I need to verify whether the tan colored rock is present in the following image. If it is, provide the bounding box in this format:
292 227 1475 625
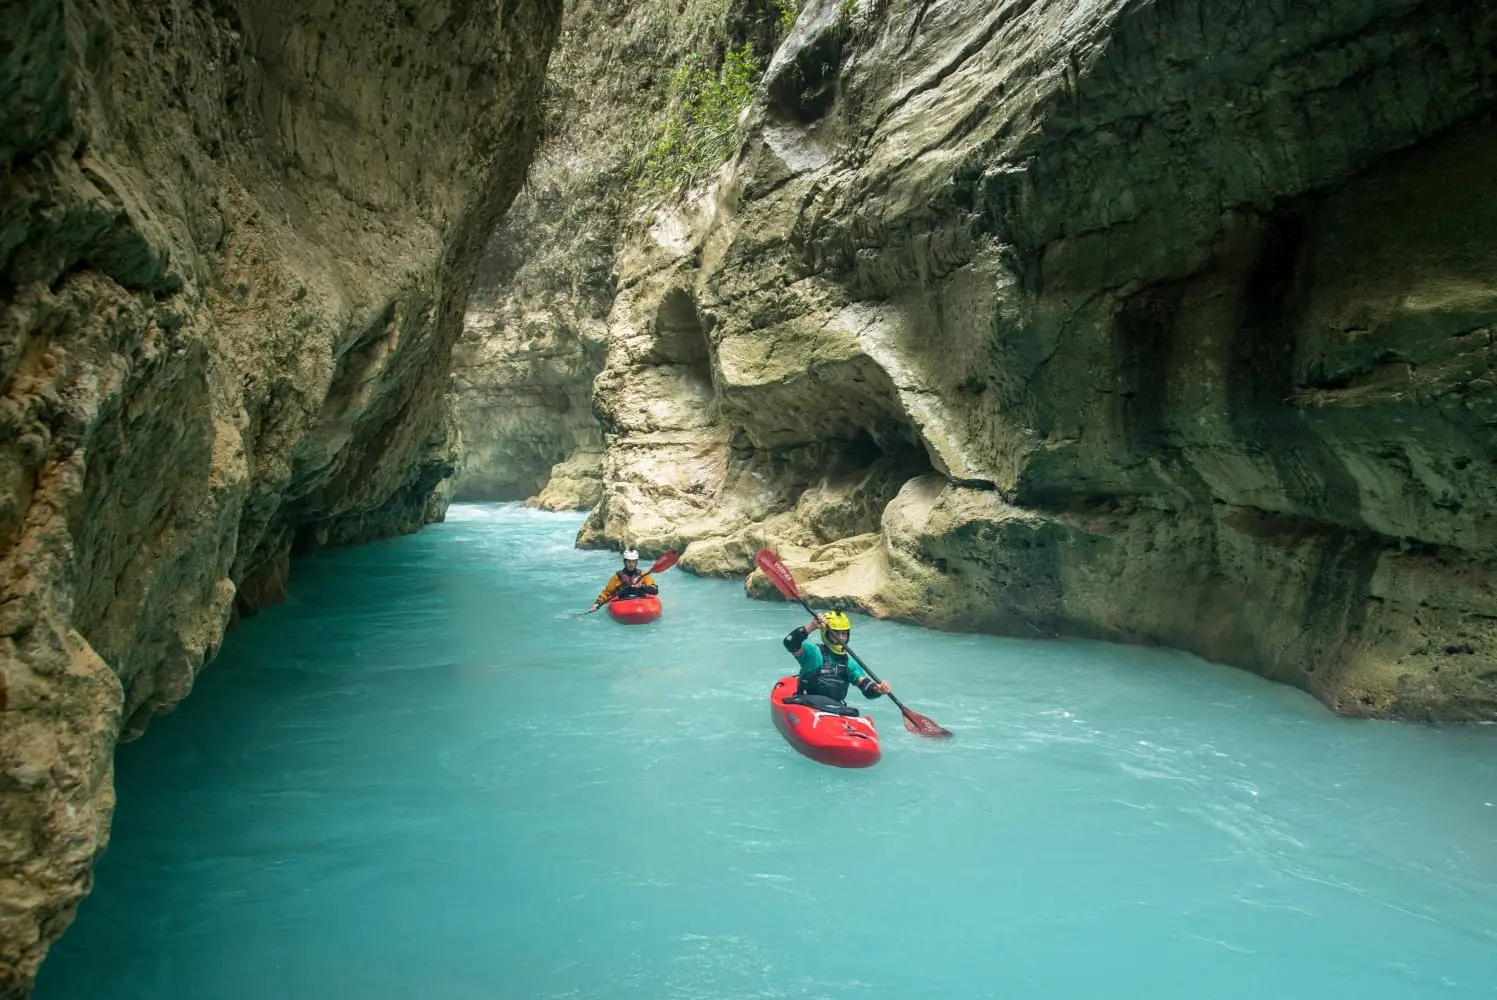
508 0 1497 720
452 0 813 511
452 303 604 503
0 0 560 992
527 447 605 511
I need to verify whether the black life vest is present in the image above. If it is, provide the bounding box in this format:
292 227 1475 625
799 643 853 701
616 570 650 599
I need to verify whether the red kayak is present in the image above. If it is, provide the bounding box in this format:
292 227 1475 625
607 596 662 625
769 676 881 768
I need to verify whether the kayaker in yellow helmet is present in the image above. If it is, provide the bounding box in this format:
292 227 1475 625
590 549 658 612
782 609 891 708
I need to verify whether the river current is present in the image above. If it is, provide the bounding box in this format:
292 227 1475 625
37 504 1497 999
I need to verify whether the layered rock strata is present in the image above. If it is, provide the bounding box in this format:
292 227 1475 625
452 0 796 509
450 138 612 505
0 0 559 992
495 0 1497 719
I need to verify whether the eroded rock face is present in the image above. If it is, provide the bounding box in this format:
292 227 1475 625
0 0 559 991
450 3 650 510
450 0 801 510
450 138 614 506
517 0 1497 719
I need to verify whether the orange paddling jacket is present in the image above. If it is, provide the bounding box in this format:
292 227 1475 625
597 571 657 603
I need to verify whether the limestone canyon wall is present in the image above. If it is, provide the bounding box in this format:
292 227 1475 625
0 0 560 992
451 3 645 509
452 0 796 509
469 0 1497 721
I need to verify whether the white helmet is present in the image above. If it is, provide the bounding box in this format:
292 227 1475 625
622 549 640 561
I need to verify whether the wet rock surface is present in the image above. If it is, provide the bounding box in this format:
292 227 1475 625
0 0 560 991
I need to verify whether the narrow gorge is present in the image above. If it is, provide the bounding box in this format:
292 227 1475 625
1 0 559 993
5 0 1497 993
458 0 1497 722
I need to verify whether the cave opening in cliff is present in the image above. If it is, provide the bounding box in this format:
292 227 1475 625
838 424 932 481
813 422 937 530
648 287 716 394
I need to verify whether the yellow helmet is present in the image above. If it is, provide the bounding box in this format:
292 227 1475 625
821 611 851 654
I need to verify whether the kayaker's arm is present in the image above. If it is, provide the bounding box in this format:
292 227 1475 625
783 625 825 677
782 613 826 653
845 659 878 698
636 573 658 595
783 616 825 654
782 625 810 653
591 573 623 610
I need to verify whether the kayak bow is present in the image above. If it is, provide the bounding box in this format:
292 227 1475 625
607 596 662 625
769 676 881 768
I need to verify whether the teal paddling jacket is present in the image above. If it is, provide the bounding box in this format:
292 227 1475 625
783 625 883 700
792 640 867 683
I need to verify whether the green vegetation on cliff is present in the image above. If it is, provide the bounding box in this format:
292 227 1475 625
640 43 762 189
634 0 804 191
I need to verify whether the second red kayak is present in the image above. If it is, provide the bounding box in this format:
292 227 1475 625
769 675 881 768
607 596 662 624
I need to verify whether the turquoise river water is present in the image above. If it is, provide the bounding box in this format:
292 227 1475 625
37 504 1497 999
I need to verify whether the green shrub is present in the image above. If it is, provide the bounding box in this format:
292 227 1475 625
638 43 762 191
776 0 798 34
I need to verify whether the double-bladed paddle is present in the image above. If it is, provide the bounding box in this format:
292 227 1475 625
572 549 680 617
755 547 952 738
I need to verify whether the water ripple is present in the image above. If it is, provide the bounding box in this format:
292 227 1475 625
37 503 1497 1000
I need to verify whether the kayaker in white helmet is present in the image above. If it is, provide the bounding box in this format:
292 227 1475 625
782 609 890 709
590 548 659 612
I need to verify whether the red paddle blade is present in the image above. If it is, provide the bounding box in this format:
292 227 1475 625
754 548 802 602
649 550 680 574
758 546 950 738
901 707 953 739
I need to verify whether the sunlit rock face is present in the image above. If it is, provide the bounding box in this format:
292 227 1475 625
461 0 1497 721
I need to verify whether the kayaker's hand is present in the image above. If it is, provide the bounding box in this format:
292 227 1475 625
810 614 827 631
873 681 892 695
